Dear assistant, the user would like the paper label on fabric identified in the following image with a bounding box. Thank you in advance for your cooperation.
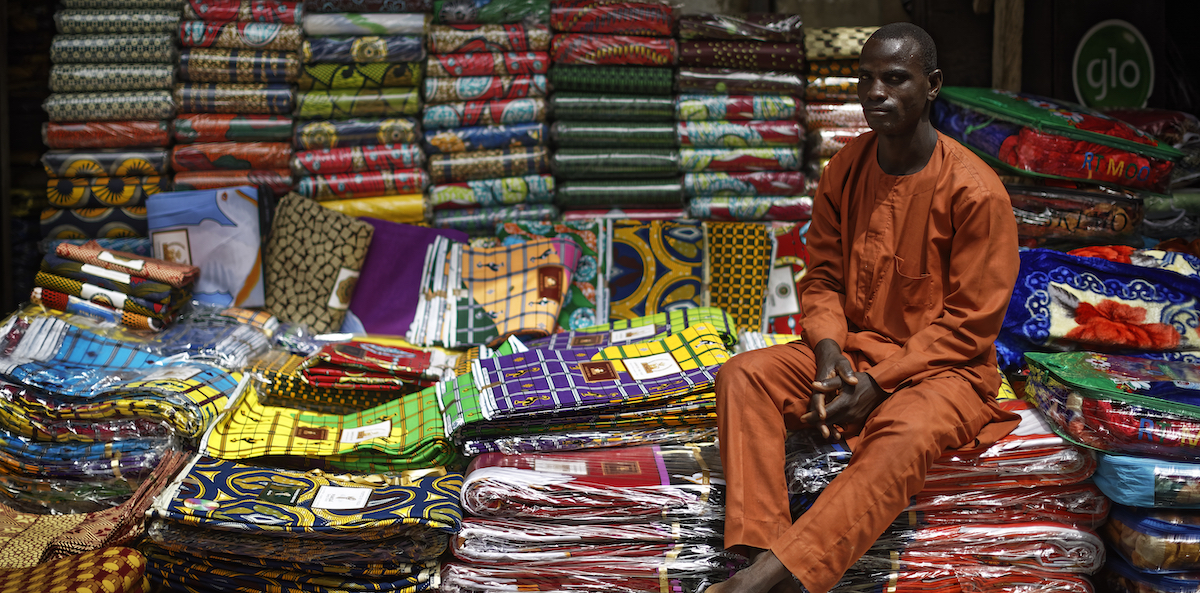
[534,459,588,475]
[311,485,371,510]
[340,420,391,444]
[151,229,193,266]
[611,324,657,343]
[98,251,146,272]
[569,333,608,347]
[625,352,682,381]
[537,266,564,302]
[257,482,305,506]
[143,366,201,382]
[81,263,132,284]
[764,265,800,317]
[81,284,128,310]
[579,361,618,382]
[295,426,328,440]
[328,267,359,310]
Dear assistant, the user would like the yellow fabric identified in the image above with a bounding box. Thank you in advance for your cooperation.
[319,194,426,223]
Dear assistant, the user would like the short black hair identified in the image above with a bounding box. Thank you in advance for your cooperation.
[868,22,938,75]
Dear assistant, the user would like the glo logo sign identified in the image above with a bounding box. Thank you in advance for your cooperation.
[1073,19,1154,108]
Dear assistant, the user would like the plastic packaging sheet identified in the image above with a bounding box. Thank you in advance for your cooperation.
[551,121,677,148]
[49,63,176,92]
[677,120,801,148]
[43,91,176,122]
[306,0,432,10]
[50,33,178,63]
[1007,184,1144,248]
[551,93,674,121]
[54,9,181,33]
[427,51,548,77]
[297,62,423,89]
[551,0,675,36]
[61,0,183,8]
[433,203,558,233]
[687,196,812,221]
[553,148,678,178]
[428,23,551,54]
[291,143,424,175]
[806,100,866,128]
[170,141,292,171]
[1103,505,1200,573]
[302,12,427,35]
[676,68,805,95]
[551,34,677,67]
[815,126,871,158]
[807,57,858,76]
[173,113,294,143]
[899,483,1111,530]
[549,65,674,95]
[450,538,740,575]
[676,93,801,121]
[1099,553,1200,593]
[293,116,421,149]
[40,206,149,239]
[173,169,292,194]
[428,146,549,183]
[423,97,547,128]
[0,472,138,514]
[440,562,736,593]
[678,13,803,42]
[428,174,554,209]
[296,168,429,199]
[423,74,548,104]
[295,87,421,119]
[179,48,301,83]
[44,121,172,149]
[424,122,546,154]
[556,178,681,208]
[805,75,857,101]
[319,193,426,223]
[679,147,801,172]
[179,21,303,50]
[1094,452,1200,509]
[679,41,804,71]
[46,175,170,209]
[684,171,805,197]
[174,82,295,113]
[432,0,548,24]
[182,0,303,23]
[42,149,169,178]
[300,34,425,63]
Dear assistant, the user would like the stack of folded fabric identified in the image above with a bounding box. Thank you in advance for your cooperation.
[802,25,876,189]
[294,5,431,222]
[41,1,181,242]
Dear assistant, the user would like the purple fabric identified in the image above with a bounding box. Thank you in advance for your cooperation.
[349,218,468,335]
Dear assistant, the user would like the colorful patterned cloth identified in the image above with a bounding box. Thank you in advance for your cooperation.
[495,220,606,330]
[40,206,148,240]
[300,34,425,63]
[424,122,546,154]
[293,117,421,149]
[704,221,772,331]
[1094,452,1200,508]
[47,175,167,209]
[0,547,149,593]
[427,51,548,77]
[427,24,551,54]
[428,174,554,209]
[764,220,810,334]
[608,219,704,320]
[525,306,738,350]
[550,34,677,67]
[297,62,423,89]
[423,97,548,128]
[552,0,675,36]
[43,120,171,149]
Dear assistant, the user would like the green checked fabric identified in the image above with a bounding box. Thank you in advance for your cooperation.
[435,372,484,441]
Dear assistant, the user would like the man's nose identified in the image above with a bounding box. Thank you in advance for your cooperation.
[863,79,887,101]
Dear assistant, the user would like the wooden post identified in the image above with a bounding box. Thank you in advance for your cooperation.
[992,0,1024,90]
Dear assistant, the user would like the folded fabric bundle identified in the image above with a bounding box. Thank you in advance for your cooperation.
[42,149,169,178]
[552,0,675,36]
[1094,452,1200,508]
[704,221,772,331]
[50,33,178,63]
[428,146,549,183]
[550,34,677,66]
[54,9,180,34]
[295,87,422,119]
[524,306,738,349]
[428,174,554,209]
[805,75,857,101]
[676,68,805,95]
[46,175,168,209]
[0,432,171,480]
[494,220,607,330]
[423,97,548,128]
[551,93,674,121]
[55,239,197,289]
[303,12,427,35]
[460,425,718,456]
[555,178,682,208]
[684,171,805,197]
[293,116,422,149]
[172,169,292,194]
[428,23,550,54]
[182,0,303,23]
[679,40,804,71]
[423,74,548,103]
[40,205,146,240]
[432,0,547,24]
[864,522,1106,575]
[297,61,424,90]
[49,63,176,92]
[806,101,867,128]
[179,21,303,51]
[32,272,173,320]
[440,562,730,593]
[40,252,185,304]
[1007,184,1144,248]
[303,339,455,382]
[173,82,295,114]
[688,196,813,222]
[548,65,674,95]
[0,546,150,592]
[900,482,1111,530]
[552,148,678,178]
[455,516,723,556]
[433,203,559,232]
[678,120,802,148]
[169,141,292,171]
[427,51,548,77]
[834,557,1097,593]
[296,168,429,199]
[676,93,801,121]
[300,34,426,63]
[1104,505,1200,573]
[291,143,424,175]
[43,120,171,149]
[814,126,872,158]
[454,540,741,575]
[551,122,677,149]
[319,193,425,223]
[43,90,176,122]
[179,48,301,84]
[29,287,165,331]
[679,147,802,172]
[424,122,546,154]
[804,25,877,60]
[173,113,293,143]
[250,349,400,414]
[679,13,803,42]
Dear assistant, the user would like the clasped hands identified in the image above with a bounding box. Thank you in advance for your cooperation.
[801,339,890,440]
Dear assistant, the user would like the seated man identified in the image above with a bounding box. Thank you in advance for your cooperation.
[710,22,1021,593]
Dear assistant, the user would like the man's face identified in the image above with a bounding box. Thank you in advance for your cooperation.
[857,36,938,136]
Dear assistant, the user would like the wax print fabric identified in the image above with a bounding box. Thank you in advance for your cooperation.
[423,122,545,154]
[170,141,291,171]
[0,547,149,593]
[422,98,547,128]
[428,174,553,209]
[679,147,802,171]
[551,93,674,121]
[548,65,674,95]
[679,41,804,71]
[428,146,549,183]
[293,117,421,149]
[50,33,178,63]
[551,0,675,36]
[174,83,295,114]
[297,62,423,90]
[32,271,172,319]
[54,9,180,34]
[55,240,199,288]
[173,170,292,194]
[608,219,704,320]
[762,220,810,334]
[296,87,421,119]
[495,220,606,330]
[551,122,677,148]
[524,306,738,350]
[251,350,397,414]
[302,12,427,36]
[43,90,176,122]
[684,171,805,197]
[434,204,559,232]
[427,24,551,54]
[43,121,171,149]
[423,74,547,103]
[815,126,872,158]
[179,21,303,50]
[40,207,148,240]
[182,0,303,23]
[39,253,179,304]
[319,193,427,223]
[173,114,293,143]
[677,120,801,148]
[552,148,678,178]
[550,34,678,67]
[806,101,867,128]
[42,149,168,178]
[178,48,301,83]
[678,13,803,42]
[300,34,426,63]
[291,143,424,175]
[433,0,547,24]
[46,175,169,209]
[805,76,857,101]
[30,287,164,332]
[804,25,876,59]
[307,0,432,10]
[296,169,429,200]
[555,179,682,207]
[688,196,813,221]
[1094,452,1200,508]
[427,51,548,77]
[675,93,801,121]
[675,68,805,95]
[703,221,772,331]
[49,63,175,92]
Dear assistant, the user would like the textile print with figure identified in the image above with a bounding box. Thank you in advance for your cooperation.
[495,220,605,330]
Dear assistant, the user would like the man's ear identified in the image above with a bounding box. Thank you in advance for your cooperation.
[927,68,943,101]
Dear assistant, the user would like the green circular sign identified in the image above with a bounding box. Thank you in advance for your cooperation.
[1073,19,1154,108]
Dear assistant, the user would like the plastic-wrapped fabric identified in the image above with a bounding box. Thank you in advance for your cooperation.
[179,21,303,50]
[300,34,425,63]
[687,196,812,221]
[423,97,547,128]
[290,143,424,175]
[556,179,681,208]
[46,175,169,209]
[551,0,674,36]
[1107,107,1200,147]
[0,471,138,514]
[678,120,801,147]
[296,168,429,199]
[551,122,676,148]
[39,207,148,240]
[295,87,421,119]
[804,25,877,60]
[807,57,857,76]
[607,219,703,318]
[428,174,554,209]
[179,48,301,83]
[54,9,180,34]
[433,203,558,233]
[679,147,801,172]
[39,252,181,305]
[182,0,303,23]
[428,146,549,183]
[806,100,866,128]
[684,171,805,197]
[460,425,718,456]
[805,75,856,101]
[170,141,291,171]
[814,126,871,158]
[1094,452,1200,509]
[173,170,292,194]
[49,63,175,92]
[862,523,1106,575]
[1007,185,1144,248]
[553,148,677,178]
[427,51,548,77]
[306,0,433,10]
[32,286,165,331]
[1104,505,1200,573]
[549,65,674,95]
[678,13,803,42]
[551,93,673,121]
[433,0,548,24]
[319,193,426,223]
[1099,553,1200,593]
[440,563,735,593]
[297,62,423,89]
[678,41,803,71]
[43,121,171,149]
[174,82,295,114]
[302,12,427,35]
[550,34,677,67]
[450,539,741,576]
[293,116,421,149]
[50,33,178,63]
[173,113,294,143]
[454,517,723,558]
[42,149,169,178]
[898,483,1111,530]
[423,74,548,104]
[428,23,551,54]
[677,67,804,95]
[42,91,175,122]
[32,271,169,320]
[424,122,546,154]
[675,93,801,121]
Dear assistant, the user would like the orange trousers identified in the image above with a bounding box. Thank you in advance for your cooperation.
[716,341,1011,593]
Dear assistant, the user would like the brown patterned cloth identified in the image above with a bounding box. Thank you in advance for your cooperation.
[56,240,199,288]
[803,26,878,60]
[264,194,375,334]
[679,41,805,72]
[0,547,150,593]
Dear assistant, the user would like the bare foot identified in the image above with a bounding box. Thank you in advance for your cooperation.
[706,550,794,593]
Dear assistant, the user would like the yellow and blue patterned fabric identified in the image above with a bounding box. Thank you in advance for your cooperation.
[523,306,738,349]
[0,425,171,479]
[608,219,704,321]
[460,422,719,456]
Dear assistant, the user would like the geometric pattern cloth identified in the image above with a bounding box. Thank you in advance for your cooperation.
[704,221,772,333]
[0,547,150,593]
[523,306,740,350]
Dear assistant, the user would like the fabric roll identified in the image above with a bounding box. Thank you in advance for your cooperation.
[677,120,802,147]
[806,101,866,128]
[679,41,804,71]
[172,169,292,194]
[807,58,858,77]
[550,0,674,36]
[61,0,183,8]
[300,35,425,63]
[290,143,424,175]
[40,207,148,240]
[172,113,294,143]
[49,63,175,92]
[293,117,421,149]
[428,146,549,183]
[295,87,421,119]
[31,271,169,317]
[423,74,547,104]
[676,67,805,95]
[687,196,813,221]
[684,171,805,197]
[170,142,292,171]
[54,9,180,34]
[43,121,171,149]
[552,148,678,178]
[302,12,427,35]
[423,122,546,154]
[548,65,673,95]
[433,204,558,233]
[427,51,548,77]
[556,178,682,208]
[46,176,169,209]
[42,149,169,178]
[562,207,681,221]
[174,83,295,114]
[678,147,801,172]
[179,48,301,83]
[179,21,303,50]
[31,287,164,332]
[42,91,175,122]
[296,169,429,200]
[428,24,551,54]
[432,0,547,24]
[427,174,553,209]
[551,121,676,148]
[297,62,423,90]
[422,97,546,128]
[678,13,804,42]
[815,127,871,158]
[805,76,857,101]
[40,252,179,303]
[306,0,432,10]
[550,93,674,121]
[551,34,677,67]
[51,238,198,289]
[675,93,801,121]
[50,33,178,63]
[318,193,426,223]
[182,0,303,23]
[804,25,877,60]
